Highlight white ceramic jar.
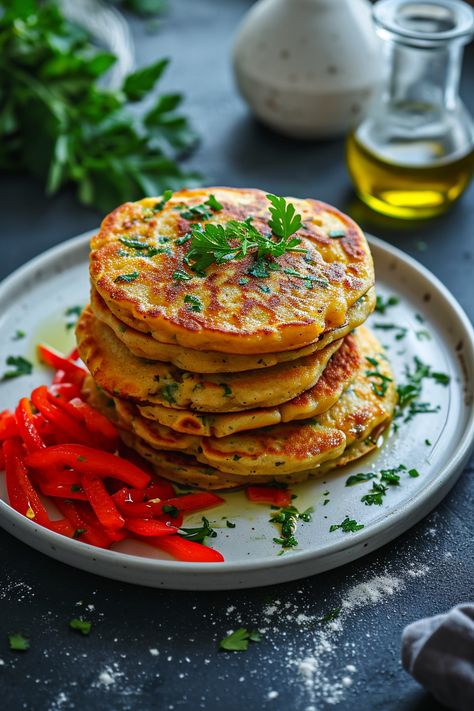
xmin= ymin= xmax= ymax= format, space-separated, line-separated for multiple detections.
xmin=233 ymin=0 xmax=384 ymax=139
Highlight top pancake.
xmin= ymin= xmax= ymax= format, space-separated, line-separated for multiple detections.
xmin=90 ymin=188 xmax=374 ymax=355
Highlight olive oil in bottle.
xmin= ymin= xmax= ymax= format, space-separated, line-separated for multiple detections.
xmin=346 ymin=132 xmax=474 ymax=219
xmin=346 ymin=0 xmax=474 ymax=220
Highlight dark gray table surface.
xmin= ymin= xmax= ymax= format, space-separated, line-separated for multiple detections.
xmin=0 ymin=2 xmax=473 ymax=710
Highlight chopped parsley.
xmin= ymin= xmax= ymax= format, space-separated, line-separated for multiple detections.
xmin=160 ymin=382 xmax=178 ymax=404
xmin=365 ymin=355 xmax=393 ymax=396
xmin=72 ymin=528 xmax=86 ymax=539
xmin=219 ymin=627 xmax=262 ymax=652
xmin=173 ymin=269 xmax=192 ymax=281
xmin=330 ymin=517 xmax=364 ymax=533
xmin=283 ymin=268 xmax=329 ymax=289
xmin=373 ymin=323 xmax=407 ymax=340
xmin=114 ymin=272 xmax=139 ymax=283
xmin=178 ymin=194 xmax=223 ymax=221
xmin=118 ymin=237 xmax=166 ymax=258
xmin=184 ymin=294 xmax=203 ymax=312
xmin=319 ymin=608 xmax=341 ymax=623
xmin=13 ymin=329 xmax=25 ymax=340
xmin=1 ymin=355 xmax=33 ymax=381
xmin=179 ymin=516 xmax=217 ymax=543
xmin=270 ymin=505 xmax=313 ymax=549
xmin=416 ymin=329 xmax=431 ymax=341
xmin=345 ymin=472 xmax=377 ymax=487
xmin=153 ymin=189 xmax=173 ymax=212
xmin=65 ymin=305 xmax=83 ymax=330
xmin=408 ymin=468 xmax=420 ymax=478
xmin=361 ymin=481 xmax=388 ymax=506
xmin=425 ymin=439 xmax=432 ymax=446
xmin=161 ymin=504 xmax=180 ymax=519
xmin=8 ymin=632 xmax=30 ymax=651
xmin=374 ymin=295 xmax=399 ymax=314
xmin=69 ymin=618 xmax=92 ymax=636
xmin=226 ymin=520 xmax=236 ymax=529
xmin=396 ymin=356 xmax=449 ymax=423
xmin=220 ymin=383 xmax=232 ymax=397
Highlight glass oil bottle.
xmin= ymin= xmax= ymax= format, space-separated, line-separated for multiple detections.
xmin=346 ymin=0 xmax=474 ymax=219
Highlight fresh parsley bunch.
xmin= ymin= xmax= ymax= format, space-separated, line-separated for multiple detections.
xmin=0 ymin=0 xmax=200 ymax=212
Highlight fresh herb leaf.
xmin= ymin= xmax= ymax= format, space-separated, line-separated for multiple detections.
xmin=425 ymin=439 xmax=431 ymax=446
xmin=408 ymin=468 xmax=420 ymax=478
xmin=178 ymin=194 xmax=223 ymax=221
xmin=270 ymin=505 xmax=313 ymax=549
xmin=365 ymin=355 xmax=393 ymax=397
xmin=345 ymin=472 xmax=377 ymax=486
xmin=0 ymin=3 xmax=200 ymax=212
xmin=319 ymin=607 xmax=341 ymax=623
xmin=160 ymin=383 xmax=178 ymax=404
xmin=396 ymin=357 xmax=449 ymax=423
xmin=220 ymin=383 xmax=232 ymax=397
xmin=374 ymin=295 xmax=400 ymax=314
xmin=226 ymin=520 xmax=236 ymax=528
xmin=114 ymin=272 xmax=139 ymax=283
xmin=65 ymin=305 xmax=83 ymax=330
xmin=161 ymin=504 xmax=180 ymax=518
xmin=173 ymin=269 xmax=192 ymax=281
xmin=13 ymin=330 xmax=25 ymax=340
xmin=361 ymin=482 xmax=388 ymax=506
xmin=72 ymin=528 xmax=86 ymax=539
xmin=183 ymin=294 xmax=202 ymax=312
xmin=8 ymin=632 xmax=30 ymax=651
xmin=179 ymin=516 xmax=217 ymax=543
xmin=266 ymin=193 xmax=303 ymax=240
xmin=373 ymin=323 xmax=408 ymax=340
xmin=2 ymin=355 xmax=33 ymax=381
xmin=219 ymin=627 xmax=262 ymax=652
xmin=153 ymin=189 xmax=173 ymax=212
xmin=329 ymin=517 xmax=364 ymax=533
xmin=69 ymin=618 xmax=92 ymax=636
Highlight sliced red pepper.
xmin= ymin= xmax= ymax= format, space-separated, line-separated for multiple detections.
xmin=31 ymin=386 xmax=97 ymax=447
xmin=39 ymin=482 xmax=88 ymax=501
xmin=68 ymin=347 xmax=80 ymax=361
xmin=0 ymin=410 xmax=18 ymax=440
xmin=49 ymin=382 xmax=82 ymax=400
xmin=76 ymin=504 xmax=127 ymax=543
xmin=153 ymin=492 xmax=224 ymax=515
xmin=52 ymin=369 xmax=67 ymax=384
xmin=55 ymin=499 xmax=111 ymax=547
xmin=124 ymin=518 xmax=178 ymax=537
xmin=144 ymin=480 xmax=175 ymax=501
xmin=157 ymin=512 xmax=183 ymax=528
xmin=26 ymin=445 xmax=150 ymax=488
xmin=37 ymin=344 xmax=86 ymax=387
xmin=145 ymin=535 xmax=224 ymax=563
xmin=3 ymin=437 xmax=70 ymax=533
xmin=15 ymin=398 xmax=46 ymax=453
xmin=246 ymin=486 xmax=293 ymax=508
xmin=0 ymin=447 xmax=5 ymax=471
xmin=81 ymin=474 xmax=125 ymax=530
xmin=52 ymin=395 xmax=118 ymax=451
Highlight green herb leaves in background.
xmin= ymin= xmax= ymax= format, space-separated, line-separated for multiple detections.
xmin=8 ymin=632 xmax=30 ymax=651
xmin=69 ymin=618 xmax=92 ymax=636
xmin=1 ymin=355 xmax=33 ymax=381
xmin=0 ymin=0 xmax=200 ymax=212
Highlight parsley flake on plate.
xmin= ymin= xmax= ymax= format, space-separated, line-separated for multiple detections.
xmin=374 ymin=295 xmax=399 ymax=314
xmin=179 ymin=516 xmax=217 ymax=543
xmin=1 ymin=355 xmax=33 ymax=381
xmin=329 ymin=517 xmax=364 ymax=533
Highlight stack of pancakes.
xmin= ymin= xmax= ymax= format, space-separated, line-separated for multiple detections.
xmin=77 ymin=188 xmax=396 ymax=489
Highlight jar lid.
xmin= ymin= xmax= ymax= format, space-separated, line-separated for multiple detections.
xmin=373 ymin=0 xmax=474 ymax=47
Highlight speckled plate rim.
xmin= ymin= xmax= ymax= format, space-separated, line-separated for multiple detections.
xmin=0 ymin=232 xmax=473 ymax=590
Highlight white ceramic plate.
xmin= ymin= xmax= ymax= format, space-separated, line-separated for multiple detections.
xmin=0 ymin=232 xmax=473 ymax=590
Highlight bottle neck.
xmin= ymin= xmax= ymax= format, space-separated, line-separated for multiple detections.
xmin=384 ymin=40 xmax=463 ymax=112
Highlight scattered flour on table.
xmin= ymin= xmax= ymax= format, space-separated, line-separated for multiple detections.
xmin=0 ymin=575 xmax=34 ymax=601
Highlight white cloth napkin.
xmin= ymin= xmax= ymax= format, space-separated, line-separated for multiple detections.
xmin=402 ymin=603 xmax=474 ymax=711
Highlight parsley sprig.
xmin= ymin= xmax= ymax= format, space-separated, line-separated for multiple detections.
xmin=183 ymin=194 xmax=306 ymax=274
xmin=219 ymin=628 xmax=262 ymax=652
xmin=179 ymin=516 xmax=217 ymax=543
xmin=396 ymin=356 xmax=450 ymax=423
xmin=0 ymin=1 xmax=200 ymax=212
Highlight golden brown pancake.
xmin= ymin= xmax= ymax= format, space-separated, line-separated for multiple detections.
xmin=90 ymin=188 xmax=374 ymax=354
xmin=136 ymin=330 xmax=362 ymax=437
xmin=84 ymin=327 xmax=396 ymax=479
xmin=76 ymin=306 xmax=342 ymax=413
xmin=90 ymin=285 xmax=375 ymax=373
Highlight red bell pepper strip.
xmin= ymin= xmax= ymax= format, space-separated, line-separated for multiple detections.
xmin=0 ymin=410 xmax=18 ymax=440
xmin=0 ymin=447 xmax=5 ymax=471
xmin=49 ymin=382 xmax=82 ymax=400
xmin=55 ymin=499 xmax=111 ymax=547
xmin=76 ymin=504 xmax=126 ymax=543
xmin=146 ymin=535 xmax=224 ymax=563
xmin=37 ymin=344 xmax=86 ymax=387
xmin=246 ymin=486 xmax=293 ymax=508
xmin=3 ymin=437 xmax=71 ymax=534
xmin=15 ymin=398 xmax=46 ymax=453
xmin=112 ymin=487 xmax=146 ymax=505
xmin=25 ymin=445 xmax=151 ymax=488
xmin=152 ymin=492 xmax=224 ymax=515
xmin=124 ymin=518 xmax=178 ymax=537
xmin=31 ymin=386 xmax=98 ymax=447
xmin=39 ymin=482 xmax=88 ymax=501
xmin=144 ymin=480 xmax=175 ymax=501
xmin=68 ymin=347 xmax=80 ymax=361
xmin=81 ymin=474 xmax=125 ymax=530
xmin=157 ymin=512 xmax=183 ymax=528
xmin=52 ymin=395 xmax=118 ymax=450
